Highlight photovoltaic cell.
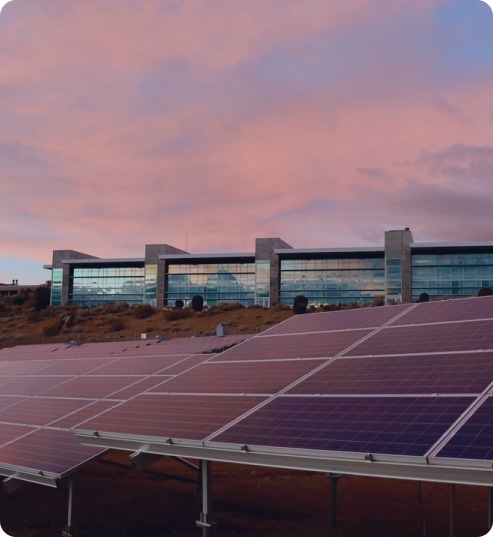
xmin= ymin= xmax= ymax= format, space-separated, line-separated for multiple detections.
xmin=0 ymin=428 xmax=104 ymax=476
xmin=436 ymin=397 xmax=493 ymax=460
xmin=287 ymin=352 xmax=493 ymax=395
xmin=147 ymin=359 xmax=325 ymax=395
xmin=346 ymin=320 xmax=493 ymax=356
xmin=74 ymin=394 xmax=266 ymax=441
xmin=390 ymin=296 xmax=493 ymax=327
xmin=209 ymin=330 xmax=372 ymax=362
xmin=263 ymin=303 xmax=413 ymax=336
xmin=212 ymin=396 xmax=475 ymax=456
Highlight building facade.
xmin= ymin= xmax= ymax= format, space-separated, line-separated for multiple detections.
xmin=45 ymin=229 xmax=493 ymax=308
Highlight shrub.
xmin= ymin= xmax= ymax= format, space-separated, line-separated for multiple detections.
xmin=162 ymin=309 xmax=190 ymax=322
xmin=418 ymin=292 xmax=430 ymax=303
xmin=133 ymin=304 xmax=155 ymax=319
xmin=191 ymin=295 xmax=204 ymax=312
xmin=12 ymin=296 xmax=24 ymax=307
xmin=175 ymin=299 xmax=184 ymax=309
xmin=478 ymin=287 xmax=493 ymax=297
xmin=372 ymin=295 xmax=385 ymax=307
xmin=34 ymin=285 xmax=51 ymax=311
xmin=109 ymin=319 xmax=125 ymax=331
xmin=293 ymin=295 xmax=308 ymax=314
xmin=0 ymin=304 xmax=5 ymax=314
xmin=44 ymin=323 xmax=61 ymax=337
xmin=26 ymin=311 xmax=41 ymax=323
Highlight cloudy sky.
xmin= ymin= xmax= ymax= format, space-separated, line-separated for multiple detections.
xmin=1 ymin=0 xmax=493 ymax=284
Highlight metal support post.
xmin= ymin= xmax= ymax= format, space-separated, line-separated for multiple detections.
xmin=196 ymin=460 xmax=216 ymax=537
xmin=327 ymin=473 xmax=343 ymax=527
xmin=488 ymin=487 xmax=493 ymax=531
xmin=449 ymin=484 xmax=455 ymax=537
xmin=62 ymin=478 xmax=75 ymax=537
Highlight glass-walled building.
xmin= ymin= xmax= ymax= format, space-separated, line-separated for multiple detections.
xmin=164 ymin=256 xmax=256 ymax=307
xmin=411 ymin=244 xmax=493 ymax=302
xmin=45 ymin=231 xmax=493 ymax=308
xmin=277 ymin=249 xmax=385 ymax=306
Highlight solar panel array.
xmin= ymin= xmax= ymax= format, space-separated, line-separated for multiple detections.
xmin=4 ymin=296 xmax=493 ymax=488
xmin=72 ymin=296 xmax=493 ymax=485
xmin=0 ymin=335 xmax=250 ymax=485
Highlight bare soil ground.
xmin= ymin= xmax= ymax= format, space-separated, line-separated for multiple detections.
xmin=1 ymin=451 xmax=490 ymax=537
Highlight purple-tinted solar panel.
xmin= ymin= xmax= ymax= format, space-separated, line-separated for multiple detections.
xmin=0 ymin=397 xmax=91 ymax=426
xmin=346 ymin=320 xmax=493 ymax=356
xmin=39 ymin=376 xmax=143 ymax=399
xmin=288 ymin=352 xmax=493 ymax=395
xmin=156 ymin=354 xmax=210 ymax=375
xmin=0 ymin=360 xmax=60 ymax=375
xmin=92 ymin=355 xmax=191 ymax=376
xmin=75 ymin=394 xmax=266 ymax=440
xmin=34 ymin=358 xmax=116 ymax=376
xmin=50 ymin=400 xmax=121 ymax=429
xmin=263 ymin=304 xmax=413 ymax=336
xmin=0 ymin=396 xmax=26 ymax=411
xmin=160 ymin=335 xmax=252 ymax=355
xmin=0 ymin=376 xmax=75 ymax=396
xmin=437 ymin=396 xmax=493 ymax=460
xmin=0 ymin=428 xmax=105 ymax=476
xmin=209 ymin=330 xmax=372 ymax=362
xmin=390 ymin=296 xmax=493 ymax=327
xmin=0 ymin=424 xmax=35 ymax=447
xmin=212 ymin=396 xmax=475 ymax=456
xmin=109 ymin=376 xmax=173 ymax=400
xmin=148 ymin=360 xmax=324 ymax=395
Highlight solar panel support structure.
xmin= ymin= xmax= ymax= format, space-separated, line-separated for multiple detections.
xmin=326 ymin=473 xmax=343 ymax=527
xmin=62 ymin=478 xmax=75 ymax=537
xmin=3 ymin=476 xmax=25 ymax=494
xmin=196 ymin=460 xmax=217 ymax=536
xmin=488 ymin=487 xmax=493 ymax=532
xmin=130 ymin=451 xmax=163 ymax=472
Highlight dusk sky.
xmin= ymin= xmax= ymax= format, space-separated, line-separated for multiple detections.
xmin=1 ymin=0 xmax=493 ymax=284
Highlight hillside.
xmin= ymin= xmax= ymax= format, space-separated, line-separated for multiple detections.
xmin=0 ymin=301 xmax=296 ymax=349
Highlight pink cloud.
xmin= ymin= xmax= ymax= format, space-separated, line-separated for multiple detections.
xmin=0 ymin=0 xmax=492 ymax=278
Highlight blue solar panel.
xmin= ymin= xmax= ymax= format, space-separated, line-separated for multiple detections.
xmin=287 ymin=352 xmax=493 ymax=395
xmin=436 ymin=396 xmax=493 ymax=460
xmin=211 ymin=396 xmax=475 ymax=456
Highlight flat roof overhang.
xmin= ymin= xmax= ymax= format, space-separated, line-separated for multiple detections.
xmin=73 ymin=431 xmax=493 ymax=487
xmin=275 ymin=248 xmax=385 ymax=258
xmin=62 ymin=258 xmax=144 ymax=264
xmin=159 ymin=253 xmax=255 ymax=261
xmin=411 ymin=242 xmax=493 ymax=250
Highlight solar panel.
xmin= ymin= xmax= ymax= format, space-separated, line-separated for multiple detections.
xmin=390 ymin=295 xmax=493 ymax=326
xmin=263 ymin=303 xmax=413 ymax=335
xmin=0 ymin=397 xmax=92 ymax=426
xmin=345 ymin=320 xmax=493 ymax=356
xmin=209 ymin=330 xmax=372 ymax=362
xmin=0 ymin=428 xmax=104 ymax=476
xmin=38 ymin=376 xmax=146 ymax=400
xmin=146 ymin=359 xmax=325 ymax=395
xmin=91 ymin=354 xmax=195 ymax=376
xmin=210 ymin=395 xmax=475 ymax=457
xmin=74 ymin=394 xmax=267 ymax=440
xmin=436 ymin=396 xmax=493 ymax=460
xmin=287 ymin=352 xmax=493 ymax=395
xmin=0 ymin=376 xmax=75 ymax=397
